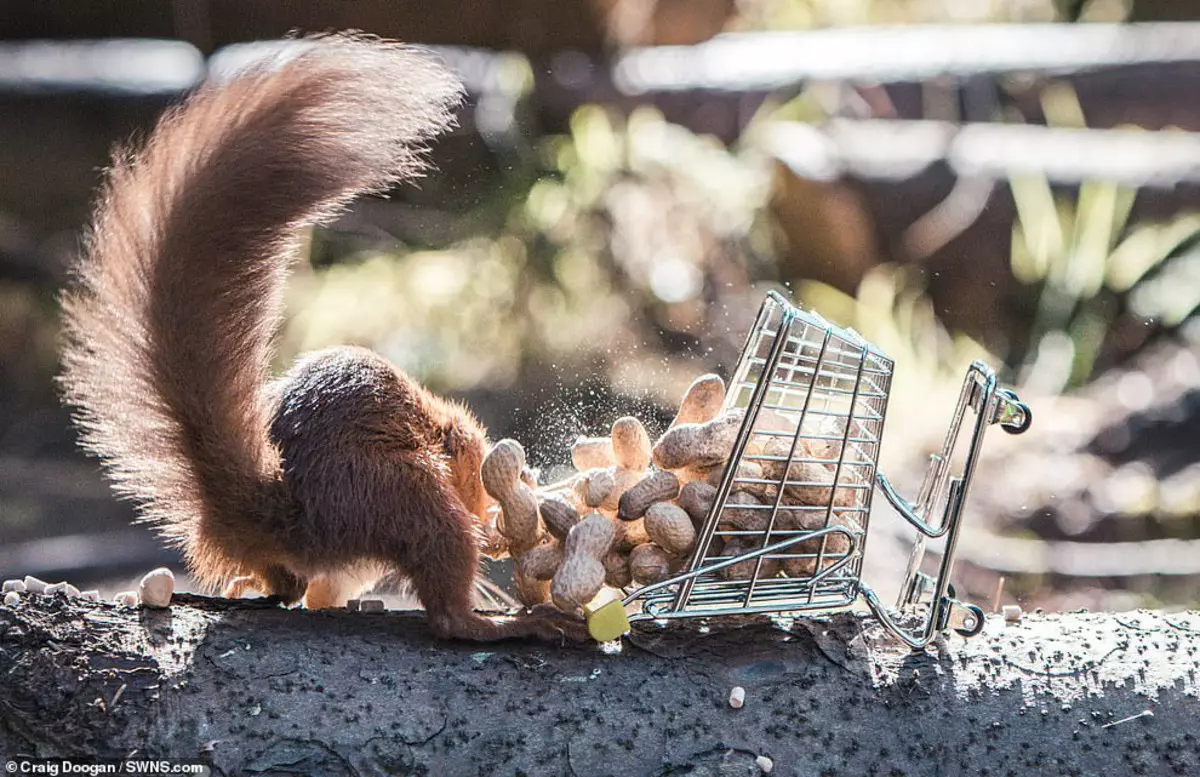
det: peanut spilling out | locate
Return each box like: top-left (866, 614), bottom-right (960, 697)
top-left (481, 413), bottom-right (683, 607)
top-left (617, 470), bottom-right (680, 521)
top-left (573, 416), bottom-right (653, 513)
top-left (571, 436), bottom-right (616, 471)
top-left (644, 503), bottom-right (696, 557)
top-left (516, 540), bottom-right (564, 582)
top-left (473, 369), bottom-right (869, 609)
top-left (611, 416), bottom-right (652, 470)
top-left (551, 513), bottom-right (616, 611)
top-left (652, 409), bottom-right (744, 471)
top-left (481, 439), bottom-right (541, 554)
top-left (670, 374), bottom-right (726, 428)
top-left (539, 497), bottom-right (581, 541)
top-left (613, 517), bottom-right (650, 553)
top-left (578, 467), bottom-right (616, 509)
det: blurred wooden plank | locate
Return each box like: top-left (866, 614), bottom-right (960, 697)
top-left (615, 23), bottom-right (1200, 94)
top-left (0, 39), bottom-right (203, 94)
top-left (766, 118), bottom-right (1200, 188)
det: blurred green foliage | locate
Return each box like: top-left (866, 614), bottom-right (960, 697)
top-left (1010, 85), bottom-right (1200, 393)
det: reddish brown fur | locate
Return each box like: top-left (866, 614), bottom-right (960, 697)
top-left (59, 35), bottom-right (583, 642)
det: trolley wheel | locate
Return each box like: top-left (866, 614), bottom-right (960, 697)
top-left (998, 390), bottom-right (1032, 435)
top-left (954, 604), bottom-right (986, 638)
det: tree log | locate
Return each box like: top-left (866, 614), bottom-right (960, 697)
top-left (2, 595), bottom-right (1199, 776)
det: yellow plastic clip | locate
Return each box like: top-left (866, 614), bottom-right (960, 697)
top-left (583, 591), bottom-right (630, 643)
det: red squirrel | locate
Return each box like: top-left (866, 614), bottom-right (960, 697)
top-left (59, 35), bottom-right (584, 642)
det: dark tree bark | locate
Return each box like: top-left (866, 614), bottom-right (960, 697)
top-left (2, 594), bottom-right (1199, 776)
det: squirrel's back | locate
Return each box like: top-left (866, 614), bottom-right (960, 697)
top-left (59, 36), bottom-right (465, 589)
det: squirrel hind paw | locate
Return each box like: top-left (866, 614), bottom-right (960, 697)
top-left (222, 576), bottom-right (257, 599)
top-left (222, 566), bottom-right (307, 604)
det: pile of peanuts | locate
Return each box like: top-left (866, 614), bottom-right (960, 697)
top-left (481, 374), bottom-right (860, 613)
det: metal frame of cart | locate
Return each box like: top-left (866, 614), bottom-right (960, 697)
top-left (616, 291), bottom-right (1031, 649)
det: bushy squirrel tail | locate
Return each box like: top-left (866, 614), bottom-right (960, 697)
top-left (59, 36), bottom-right (463, 585)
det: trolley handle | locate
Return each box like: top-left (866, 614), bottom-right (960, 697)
top-left (875, 473), bottom-right (963, 539)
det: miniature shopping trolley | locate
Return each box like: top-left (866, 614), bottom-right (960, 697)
top-left (588, 290), bottom-right (1031, 648)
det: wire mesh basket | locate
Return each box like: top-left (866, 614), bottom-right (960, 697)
top-left (598, 290), bottom-right (1031, 648)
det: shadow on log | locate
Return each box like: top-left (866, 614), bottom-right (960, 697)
top-left (2, 594), bottom-right (1199, 775)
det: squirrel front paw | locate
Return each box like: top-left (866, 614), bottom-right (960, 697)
top-left (528, 602), bottom-right (591, 643)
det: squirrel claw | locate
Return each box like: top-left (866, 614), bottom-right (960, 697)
top-left (528, 603), bottom-right (590, 643)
